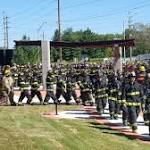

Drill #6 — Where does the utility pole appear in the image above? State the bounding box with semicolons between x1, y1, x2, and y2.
6;16;9;49
3;12;9;65
123;19;126;64
3;12;9;49
57;0;62;62
128;11;133;61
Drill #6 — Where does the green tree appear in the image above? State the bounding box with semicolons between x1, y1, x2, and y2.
51;28;123;62
13;35;41;64
125;23;150;56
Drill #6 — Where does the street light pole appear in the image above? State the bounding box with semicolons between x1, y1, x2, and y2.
37;21;47;40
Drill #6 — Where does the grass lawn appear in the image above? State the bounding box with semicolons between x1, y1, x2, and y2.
0;105;149;150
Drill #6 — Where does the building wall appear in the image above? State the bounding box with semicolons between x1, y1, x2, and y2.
0;49;14;66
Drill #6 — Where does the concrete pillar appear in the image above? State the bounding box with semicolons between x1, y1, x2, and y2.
129;46;133;61
113;45;122;74
41;41;51;89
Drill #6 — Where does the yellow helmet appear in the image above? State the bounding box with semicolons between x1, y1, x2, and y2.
4;69;11;76
139;66;145;72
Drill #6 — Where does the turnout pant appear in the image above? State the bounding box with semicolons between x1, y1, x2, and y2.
56;89;67;101
44;91;57;103
95;97;107;113
18;90;32;104
128;106;140;126
122;106;140;127
108;100;120;117
66;90;79;104
143;103;150;124
31;90;43;102
80;91;94;105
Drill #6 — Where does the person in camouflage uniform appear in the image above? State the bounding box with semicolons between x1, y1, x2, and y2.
1;69;16;106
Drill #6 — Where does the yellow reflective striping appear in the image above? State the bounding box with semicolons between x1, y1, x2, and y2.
95;94;108;98
108;96;117;101
127;92;140;96
47;89;54;92
110;89;118;93
82;89;90;92
144;110;150;114
126;102;141;106
97;88;106;92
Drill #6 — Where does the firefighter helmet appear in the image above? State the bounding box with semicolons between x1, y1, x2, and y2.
4;69;11;76
139;66;145;72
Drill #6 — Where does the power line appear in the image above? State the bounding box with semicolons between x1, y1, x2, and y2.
129;1;150;11
9;0;150;29
60;0;150;23
62;0;100;10
9;1;57;29
10;0;56;19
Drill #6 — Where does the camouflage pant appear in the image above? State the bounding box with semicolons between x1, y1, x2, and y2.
0;91;15;105
0;95;7;105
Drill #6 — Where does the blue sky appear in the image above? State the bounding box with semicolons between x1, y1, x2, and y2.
0;0;150;48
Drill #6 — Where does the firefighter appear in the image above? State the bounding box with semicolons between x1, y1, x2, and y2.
136;65;146;84
56;74;66;103
13;72;19;87
143;72;150;126
120;73;129;126
94;73;108;115
122;72;144;132
108;73;121;119
30;74;43;104
78;71;94;106
18;73;32;105
11;65;19;87
66;72;80;105
44;70;58;105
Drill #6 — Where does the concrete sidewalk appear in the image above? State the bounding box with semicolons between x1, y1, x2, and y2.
84;105;150;143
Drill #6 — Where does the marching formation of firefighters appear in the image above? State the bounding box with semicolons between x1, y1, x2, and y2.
0;61;150;133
